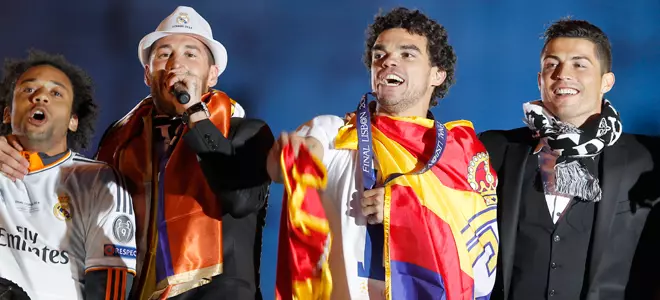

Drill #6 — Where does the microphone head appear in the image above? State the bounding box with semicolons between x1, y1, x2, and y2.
171;82;191;104
177;93;190;104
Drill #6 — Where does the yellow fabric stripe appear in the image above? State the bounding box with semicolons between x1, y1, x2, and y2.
230;98;236;116
383;185;392;300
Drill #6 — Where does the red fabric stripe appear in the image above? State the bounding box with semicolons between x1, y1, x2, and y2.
389;185;474;299
372;116;488;192
275;145;329;300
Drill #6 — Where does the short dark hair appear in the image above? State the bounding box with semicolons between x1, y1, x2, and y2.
0;49;98;152
542;18;612;74
364;7;457;106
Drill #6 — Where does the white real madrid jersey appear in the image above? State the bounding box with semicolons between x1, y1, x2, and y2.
0;150;137;300
297;115;386;300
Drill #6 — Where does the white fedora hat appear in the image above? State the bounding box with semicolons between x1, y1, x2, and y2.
137;6;228;76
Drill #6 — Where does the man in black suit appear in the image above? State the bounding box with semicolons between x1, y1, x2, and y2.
480;19;660;300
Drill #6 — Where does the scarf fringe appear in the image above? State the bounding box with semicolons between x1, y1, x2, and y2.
555;121;582;135
554;160;602;202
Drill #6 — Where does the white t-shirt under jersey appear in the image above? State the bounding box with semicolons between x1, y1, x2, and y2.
0;151;137;300
297;115;385;300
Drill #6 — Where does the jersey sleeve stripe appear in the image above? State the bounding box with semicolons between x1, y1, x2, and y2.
113;166;132;216
109;167;123;213
121;174;129;215
119;270;127;300
95;268;131;300
122;182;127;214
121;175;133;215
105;269;114;300
113;269;121;300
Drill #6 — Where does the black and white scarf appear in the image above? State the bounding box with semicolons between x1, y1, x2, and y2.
523;99;623;202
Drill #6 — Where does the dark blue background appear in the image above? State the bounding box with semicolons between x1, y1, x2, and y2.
2;1;658;298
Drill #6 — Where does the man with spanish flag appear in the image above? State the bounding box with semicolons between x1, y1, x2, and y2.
268;7;499;300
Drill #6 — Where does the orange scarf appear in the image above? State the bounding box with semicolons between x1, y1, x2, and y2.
96;90;233;299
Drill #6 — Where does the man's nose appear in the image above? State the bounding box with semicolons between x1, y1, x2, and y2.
31;89;49;104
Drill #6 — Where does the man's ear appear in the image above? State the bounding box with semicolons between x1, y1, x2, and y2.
206;65;219;88
3;106;10;124
144;65;152;87
68;115;78;132
431;67;446;87
600;72;615;94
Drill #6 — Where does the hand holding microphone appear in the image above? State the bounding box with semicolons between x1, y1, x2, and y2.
166;66;201;108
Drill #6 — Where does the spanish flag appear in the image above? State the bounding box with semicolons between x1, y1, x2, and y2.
275;144;333;300
335;115;499;300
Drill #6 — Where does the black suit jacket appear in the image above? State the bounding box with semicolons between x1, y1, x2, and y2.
176;117;274;300
480;127;660;300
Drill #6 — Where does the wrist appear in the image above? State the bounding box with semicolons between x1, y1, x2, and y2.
187;111;209;127
182;102;210;127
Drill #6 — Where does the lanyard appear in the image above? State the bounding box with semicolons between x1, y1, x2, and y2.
356;92;448;189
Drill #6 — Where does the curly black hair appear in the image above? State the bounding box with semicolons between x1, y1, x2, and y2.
0;49;98;152
364;7;457;107
542;18;612;74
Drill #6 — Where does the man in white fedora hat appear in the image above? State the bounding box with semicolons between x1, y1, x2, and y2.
95;5;274;300
0;5;274;300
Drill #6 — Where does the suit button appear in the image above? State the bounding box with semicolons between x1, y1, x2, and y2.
549;289;556;296
204;133;211;138
553;235;561;242
551;262;557;269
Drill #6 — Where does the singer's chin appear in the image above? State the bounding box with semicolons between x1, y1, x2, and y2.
152;96;179;117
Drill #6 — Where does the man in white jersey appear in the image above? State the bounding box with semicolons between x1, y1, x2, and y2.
269;7;498;300
0;50;135;300
0;7;272;299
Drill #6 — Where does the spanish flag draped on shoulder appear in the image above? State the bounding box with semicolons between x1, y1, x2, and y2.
275;144;333;300
334;115;499;300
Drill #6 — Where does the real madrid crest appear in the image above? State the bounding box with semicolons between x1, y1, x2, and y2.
53;194;73;221
176;12;189;25
467;152;498;206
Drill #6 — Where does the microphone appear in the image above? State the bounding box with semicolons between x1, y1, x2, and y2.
171;82;190;104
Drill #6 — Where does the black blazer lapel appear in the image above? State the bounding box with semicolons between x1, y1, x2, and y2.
587;143;628;288
498;143;531;299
